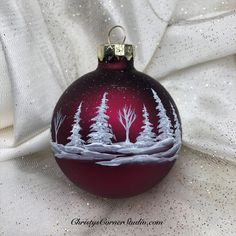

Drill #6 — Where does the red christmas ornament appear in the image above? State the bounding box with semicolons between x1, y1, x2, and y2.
51;26;182;198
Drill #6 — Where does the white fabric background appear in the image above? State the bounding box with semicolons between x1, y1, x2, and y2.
0;0;236;235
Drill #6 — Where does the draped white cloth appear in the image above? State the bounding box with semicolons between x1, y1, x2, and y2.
0;0;235;235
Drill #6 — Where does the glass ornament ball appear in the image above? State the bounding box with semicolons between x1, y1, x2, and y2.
51;37;182;198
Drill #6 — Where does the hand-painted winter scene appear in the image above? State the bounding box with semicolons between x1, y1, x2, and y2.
51;89;182;166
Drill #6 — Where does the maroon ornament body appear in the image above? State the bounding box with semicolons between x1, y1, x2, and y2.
51;32;182;198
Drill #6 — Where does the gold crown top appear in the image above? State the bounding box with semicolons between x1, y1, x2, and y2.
97;25;135;61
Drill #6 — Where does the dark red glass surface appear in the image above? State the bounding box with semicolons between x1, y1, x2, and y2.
51;57;181;198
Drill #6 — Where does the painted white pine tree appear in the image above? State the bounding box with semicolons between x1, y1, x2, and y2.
136;105;156;145
171;103;181;141
151;89;172;140
67;102;84;146
118;105;137;144
87;92;114;144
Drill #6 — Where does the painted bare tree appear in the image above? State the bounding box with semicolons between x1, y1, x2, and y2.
151;89;172;141
136;105;156;145
53;109;66;143
67;102;84;146
171;103;181;141
87;92;114;144
118;105;137;143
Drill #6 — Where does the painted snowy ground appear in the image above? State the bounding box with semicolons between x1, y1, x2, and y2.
51;138;181;166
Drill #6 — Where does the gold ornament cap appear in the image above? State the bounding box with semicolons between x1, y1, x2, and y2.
97;25;135;61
